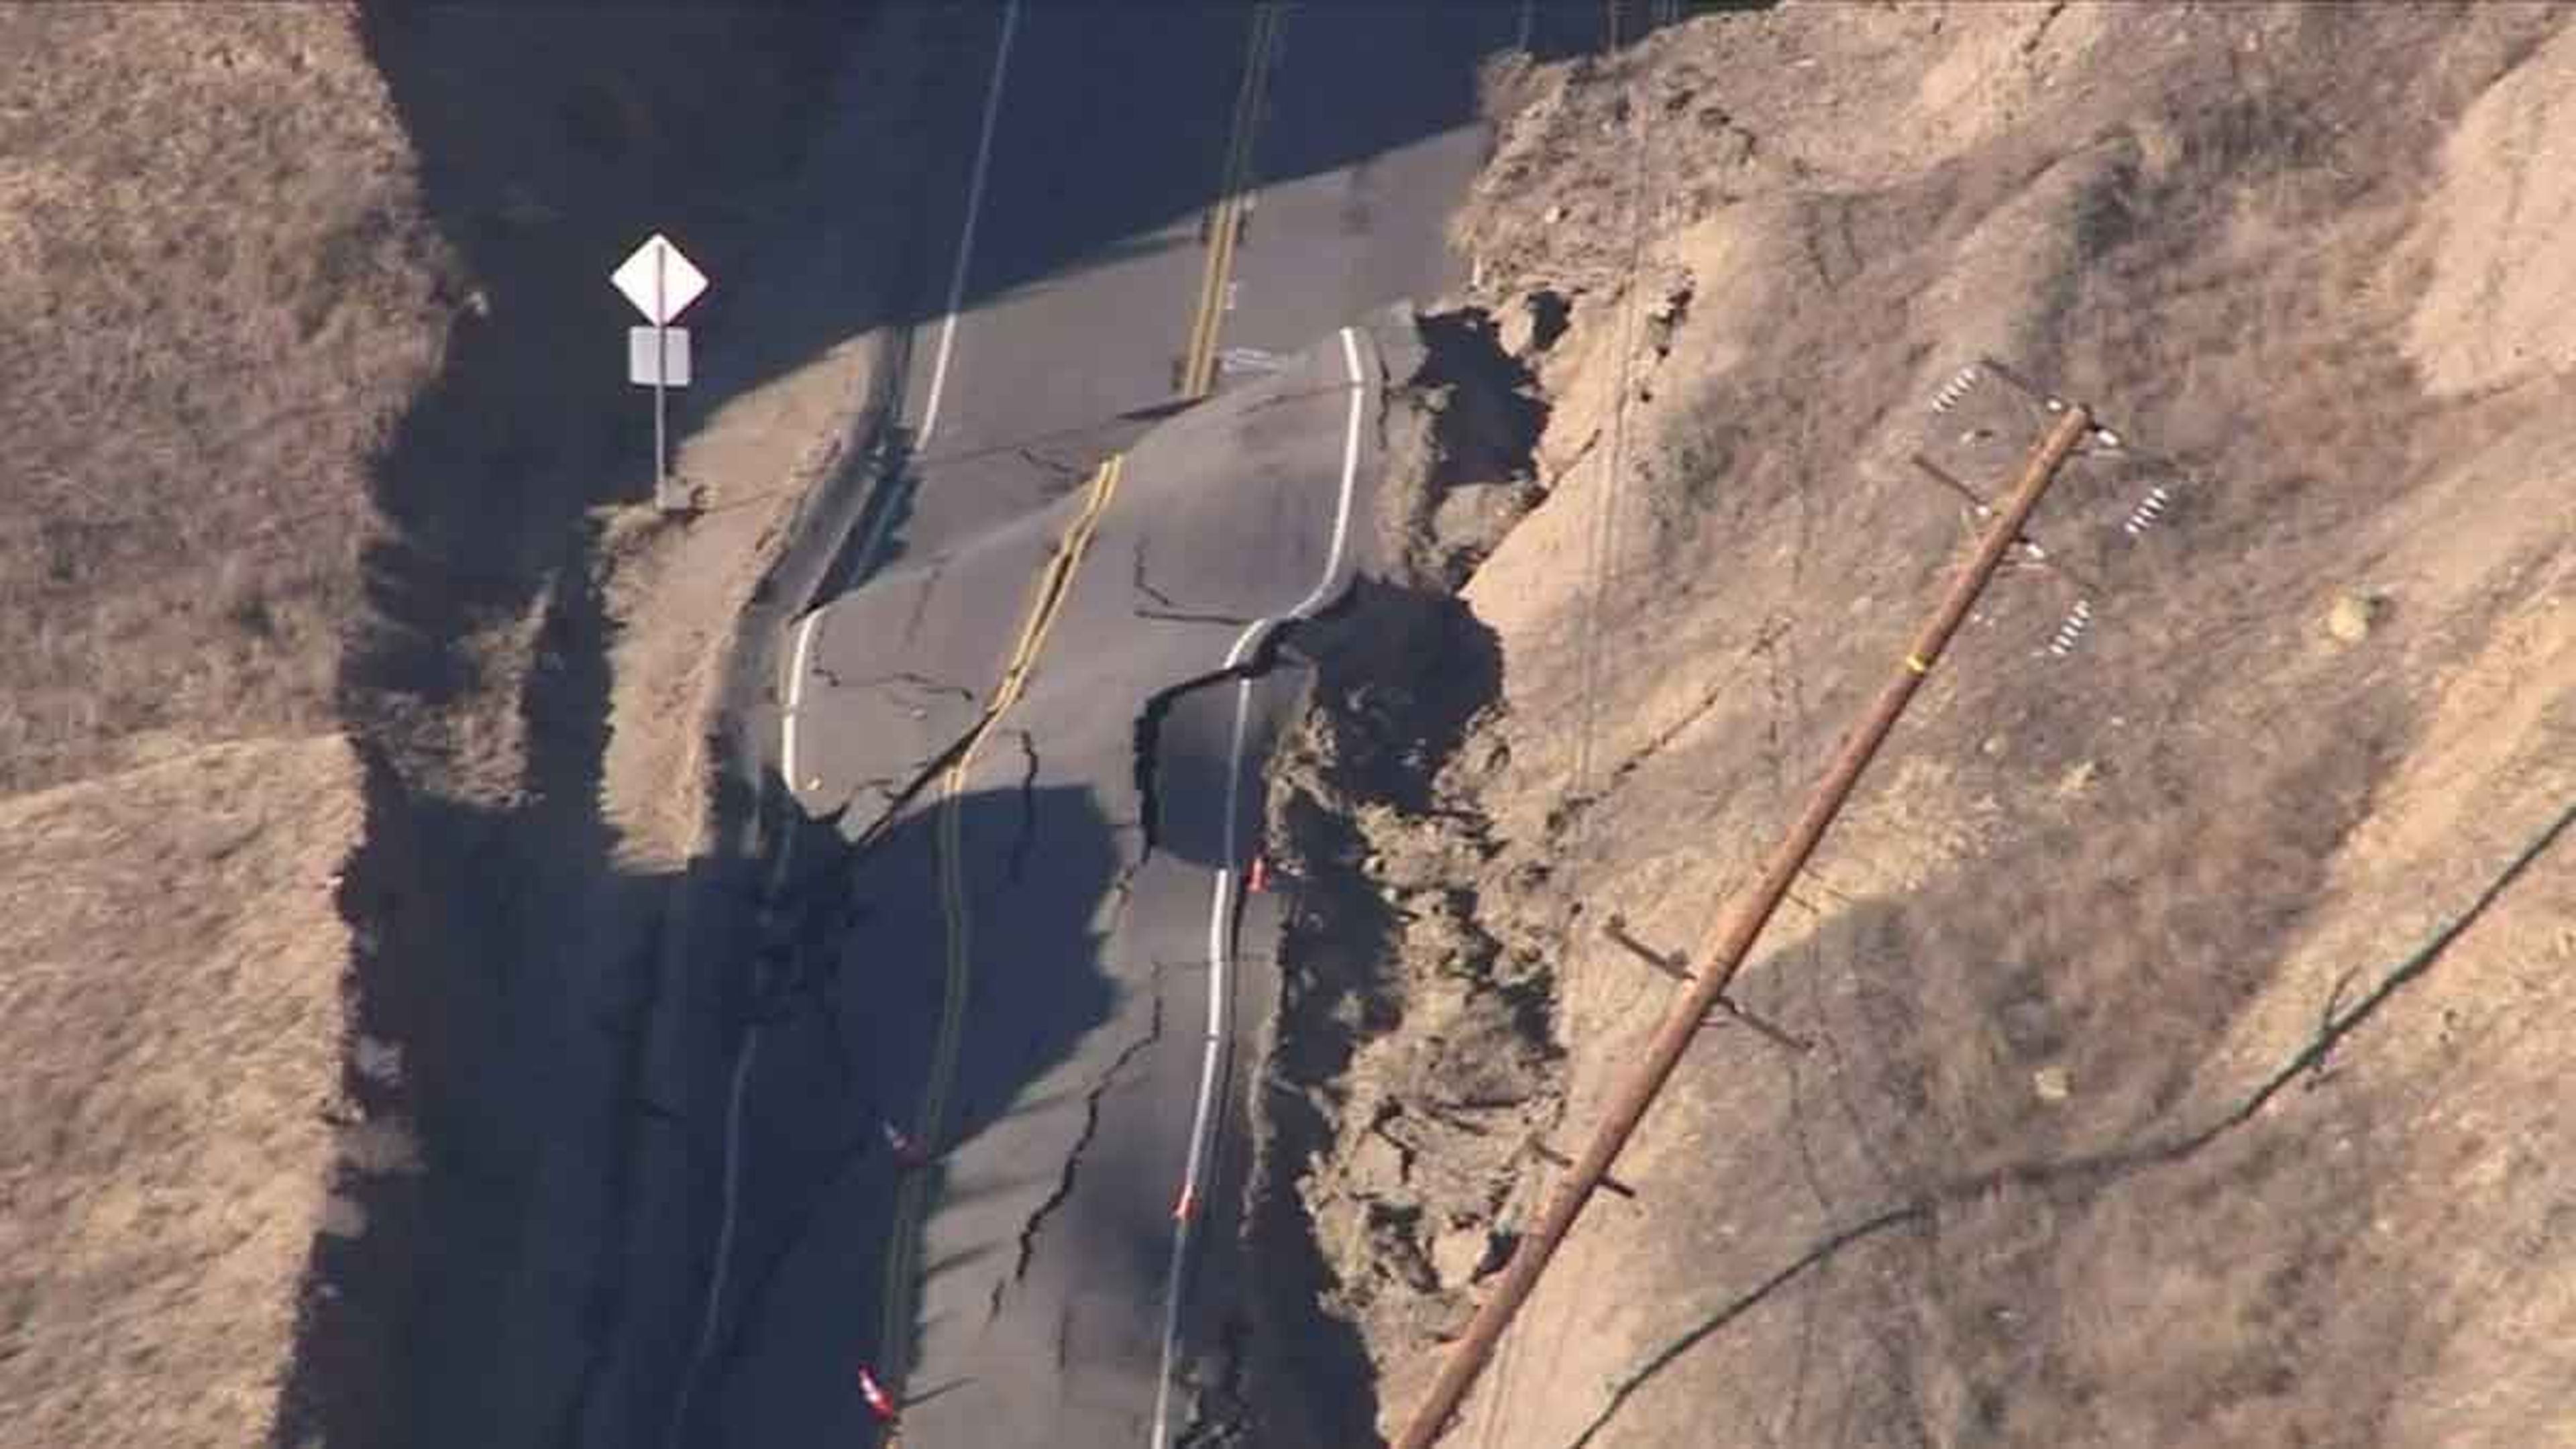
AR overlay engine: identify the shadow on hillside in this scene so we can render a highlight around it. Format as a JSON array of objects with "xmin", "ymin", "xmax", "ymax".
[{"xmin": 299, "ymin": 7, "xmax": 875, "ymax": 1448}]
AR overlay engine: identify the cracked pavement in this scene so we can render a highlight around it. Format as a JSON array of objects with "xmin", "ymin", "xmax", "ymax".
[
  {"xmin": 1002, "ymin": 981, "xmax": 1166, "ymax": 1311},
  {"xmin": 661, "ymin": 3, "xmax": 1509, "ymax": 1440},
  {"xmin": 709, "ymin": 327, "xmax": 1398, "ymax": 1449}
]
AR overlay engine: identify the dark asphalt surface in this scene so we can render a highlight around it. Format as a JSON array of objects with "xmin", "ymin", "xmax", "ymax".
[
  {"xmin": 749, "ymin": 335, "xmax": 1393, "ymax": 1449},
  {"xmin": 678, "ymin": 7, "xmax": 1517, "ymax": 1446}
]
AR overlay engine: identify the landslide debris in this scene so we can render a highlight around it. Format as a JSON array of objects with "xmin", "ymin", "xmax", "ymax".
[{"xmin": 1248, "ymin": 306, "xmax": 1560, "ymax": 1446}]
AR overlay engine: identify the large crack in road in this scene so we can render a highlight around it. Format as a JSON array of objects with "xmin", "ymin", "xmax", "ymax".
[
  {"xmin": 1004, "ymin": 729, "xmax": 1042, "ymax": 885},
  {"xmin": 995, "ymin": 981, "xmax": 1168, "ymax": 1320}
]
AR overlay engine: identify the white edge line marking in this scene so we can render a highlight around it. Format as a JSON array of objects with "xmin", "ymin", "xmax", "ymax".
[
  {"xmin": 916, "ymin": 0, "xmax": 1021, "ymax": 445},
  {"xmin": 778, "ymin": 406, "xmax": 928, "ymax": 804},
  {"xmin": 665, "ymin": 1024, "xmax": 762, "ymax": 1449},
  {"xmin": 788, "ymin": 0, "xmax": 1019, "ymax": 798},
  {"xmin": 781, "ymin": 608, "xmax": 822, "ymax": 792},
  {"xmin": 1150, "ymin": 325, "xmax": 1369, "ymax": 1449},
  {"xmin": 684, "ymin": 13, "xmax": 1016, "ymax": 1439}
]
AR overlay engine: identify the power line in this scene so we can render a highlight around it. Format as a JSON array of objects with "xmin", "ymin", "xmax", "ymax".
[
  {"xmin": 1396, "ymin": 407, "xmax": 2098, "ymax": 1449},
  {"xmin": 1476, "ymin": 25, "xmax": 1665, "ymax": 1449}
]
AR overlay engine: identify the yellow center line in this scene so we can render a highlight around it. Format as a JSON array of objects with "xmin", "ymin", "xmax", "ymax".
[
  {"xmin": 875, "ymin": 454, "xmax": 1126, "ymax": 1392},
  {"xmin": 1179, "ymin": 3, "xmax": 1283, "ymax": 399},
  {"xmin": 873, "ymin": 5, "xmax": 1285, "ymax": 1409}
]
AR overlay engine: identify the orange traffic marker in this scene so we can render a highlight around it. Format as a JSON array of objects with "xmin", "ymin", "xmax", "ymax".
[
  {"xmin": 881, "ymin": 1120, "xmax": 929, "ymax": 1169},
  {"xmin": 1246, "ymin": 855, "xmax": 1270, "ymax": 894},
  {"xmin": 857, "ymin": 1364, "xmax": 898, "ymax": 1422}
]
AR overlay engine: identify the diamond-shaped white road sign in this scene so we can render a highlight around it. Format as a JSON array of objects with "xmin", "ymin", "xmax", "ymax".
[{"xmin": 610, "ymin": 233, "xmax": 709, "ymax": 325}]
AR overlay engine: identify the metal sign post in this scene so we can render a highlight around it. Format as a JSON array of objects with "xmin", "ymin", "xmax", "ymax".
[
  {"xmin": 653, "ymin": 243, "xmax": 667, "ymax": 508},
  {"xmin": 611, "ymin": 233, "xmax": 711, "ymax": 513}
]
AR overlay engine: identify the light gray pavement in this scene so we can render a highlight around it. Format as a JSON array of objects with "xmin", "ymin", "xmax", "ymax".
[{"xmin": 739, "ymin": 332, "xmax": 1387, "ymax": 1449}]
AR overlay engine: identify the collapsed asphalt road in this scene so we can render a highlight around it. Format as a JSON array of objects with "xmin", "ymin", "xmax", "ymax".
[
  {"xmin": 735, "ymin": 320, "xmax": 1411, "ymax": 1448},
  {"xmin": 632, "ymin": 4, "xmax": 1521, "ymax": 1445}
]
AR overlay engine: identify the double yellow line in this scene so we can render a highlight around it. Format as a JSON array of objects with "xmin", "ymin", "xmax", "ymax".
[
  {"xmin": 873, "ymin": 8, "xmax": 1281, "ymax": 1423},
  {"xmin": 1178, "ymin": 3, "xmax": 1283, "ymax": 399},
  {"xmin": 876, "ymin": 454, "xmax": 1126, "ymax": 1391}
]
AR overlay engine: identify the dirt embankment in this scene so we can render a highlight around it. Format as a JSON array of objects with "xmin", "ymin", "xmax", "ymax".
[
  {"xmin": 0, "ymin": 5, "xmax": 906, "ymax": 1446},
  {"xmin": 1260, "ymin": 5, "xmax": 2576, "ymax": 1447},
  {"xmin": 1248, "ymin": 308, "xmax": 1555, "ymax": 1446},
  {"xmin": 297, "ymin": 9, "xmax": 896, "ymax": 1449}
]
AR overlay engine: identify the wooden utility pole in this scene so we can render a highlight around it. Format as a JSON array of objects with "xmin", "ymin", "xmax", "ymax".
[{"xmin": 1389, "ymin": 403, "xmax": 2096, "ymax": 1449}]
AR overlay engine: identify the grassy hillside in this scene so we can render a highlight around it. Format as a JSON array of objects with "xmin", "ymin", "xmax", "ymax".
[
  {"xmin": 0, "ymin": 5, "xmax": 452, "ymax": 794},
  {"xmin": 0, "ymin": 737, "xmax": 364, "ymax": 1449}
]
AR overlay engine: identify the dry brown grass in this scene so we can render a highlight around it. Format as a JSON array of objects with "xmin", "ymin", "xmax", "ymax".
[
  {"xmin": 0, "ymin": 736, "xmax": 365, "ymax": 1449},
  {"xmin": 0, "ymin": 3, "xmax": 453, "ymax": 793},
  {"xmin": 0, "ymin": 7, "xmax": 445, "ymax": 1442}
]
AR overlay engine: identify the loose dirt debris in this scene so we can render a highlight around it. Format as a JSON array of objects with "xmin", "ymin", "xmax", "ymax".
[
  {"xmin": 1251, "ymin": 5, "xmax": 2576, "ymax": 1448},
  {"xmin": 1249, "ymin": 307, "xmax": 1556, "ymax": 1448}
]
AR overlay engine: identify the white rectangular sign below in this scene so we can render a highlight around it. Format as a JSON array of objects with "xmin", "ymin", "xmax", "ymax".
[
  {"xmin": 611, "ymin": 233, "xmax": 710, "ymax": 325},
  {"xmin": 629, "ymin": 327, "xmax": 691, "ymax": 387}
]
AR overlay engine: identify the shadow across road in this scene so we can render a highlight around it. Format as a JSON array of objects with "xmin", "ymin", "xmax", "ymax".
[{"xmin": 684, "ymin": 780, "xmax": 1133, "ymax": 1449}]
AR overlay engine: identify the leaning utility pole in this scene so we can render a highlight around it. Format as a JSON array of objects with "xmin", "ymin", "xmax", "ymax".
[{"xmin": 1389, "ymin": 402, "xmax": 2097, "ymax": 1449}]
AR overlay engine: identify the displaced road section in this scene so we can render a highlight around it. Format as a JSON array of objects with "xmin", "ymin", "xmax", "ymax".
[{"xmin": 759, "ymin": 324, "xmax": 1393, "ymax": 1448}]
